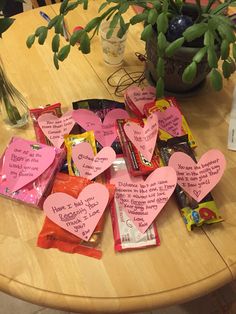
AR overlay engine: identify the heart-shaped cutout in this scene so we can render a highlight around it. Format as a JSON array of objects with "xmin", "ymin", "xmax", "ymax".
[
  {"xmin": 72, "ymin": 142, "xmax": 116, "ymax": 180},
  {"xmin": 125, "ymin": 86, "xmax": 156, "ymax": 116},
  {"xmin": 72, "ymin": 108, "xmax": 129, "ymax": 147},
  {"xmin": 124, "ymin": 113, "xmax": 158, "ymax": 162},
  {"xmin": 1, "ymin": 138, "xmax": 56, "ymax": 192},
  {"xmin": 43, "ymin": 183, "xmax": 109, "ymax": 241},
  {"xmin": 38, "ymin": 111, "xmax": 75, "ymax": 148},
  {"xmin": 168, "ymin": 149, "xmax": 226, "ymax": 202},
  {"xmin": 157, "ymin": 106, "xmax": 183, "ymax": 137},
  {"xmin": 110, "ymin": 166, "xmax": 177, "ymax": 233}
]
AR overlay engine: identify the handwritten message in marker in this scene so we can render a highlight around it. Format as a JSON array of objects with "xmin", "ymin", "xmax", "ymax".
[
  {"xmin": 168, "ymin": 149, "xmax": 226, "ymax": 202},
  {"xmin": 43, "ymin": 183, "xmax": 109, "ymax": 241},
  {"xmin": 157, "ymin": 106, "xmax": 183, "ymax": 137},
  {"xmin": 110, "ymin": 167, "xmax": 177, "ymax": 233},
  {"xmin": 38, "ymin": 111, "xmax": 75, "ymax": 148},
  {"xmin": 124, "ymin": 113, "xmax": 158, "ymax": 162},
  {"xmin": 72, "ymin": 142, "xmax": 116, "ymax": 180},
  {"xmin": 2, "ymin": 138, "xmax": 56, "ymax": 192},
  {"xmin": 73, "ymin": 108, "xmax": 129, "ymax": 147}
]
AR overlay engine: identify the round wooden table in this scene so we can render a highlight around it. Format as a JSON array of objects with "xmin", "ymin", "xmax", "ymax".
[{"xmin": 0, "ymin": 3, "xmax": 235, "ymax": 313}]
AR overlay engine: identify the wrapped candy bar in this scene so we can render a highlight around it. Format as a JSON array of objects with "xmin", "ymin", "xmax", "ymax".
[
  {"xmin": 109, "ymin": 158, "xmax": 160, "ymax": 251},
  {"xmin": 158, "ymin": 135, "xmax": 223, "ymax": 230},
  {"xmin": 0, "ymin": 137, "xmax": 65, "ymax": 208},
  {"xmin": 30, "ymin": 103, "xmax": 62, "ymax": 145},
  {"xmin": 116, "ymin": 118, "xmax": 161, "ymax": 176},
  {"xmin": 37, "ymin": 172, "xmax": 115, "ymax": 258}
]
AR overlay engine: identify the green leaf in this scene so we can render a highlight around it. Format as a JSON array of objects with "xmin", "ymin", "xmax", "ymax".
[
  {"xmin": 26, "ymin": 34, "xmax": 35, "ymax": 48},
  {"xmin": 54, "ymin": 15, "xmax": 64, "ymax": 34},
  {"xmin": 182, "ymin": 62, "xmax": 197, "ymax": 83},
  {"xmin": 193, "ymin": 47, "xmax": 207, "ymax": 63},
  {"xmin": 147, "ymin": 9, "xmax": 158, "ymax": 25},
  {"xmin": 83, "ymin": 0, "xmax": 88, "ymax": 10},
  {"xmin": 60, "ymin": 0, "xmax": 69, "ymax": 14},
  {"xmin": 204, "ymin": 30, "xmax": 214, "ymax": 47},
  {"xmin": 130, "ymin": 13, "xmax": 147, "ymax": 25},
  {"xmin": 84, "ymin": 17, "xmax": 100, "ymax": 32},
  {"xmin": 38, "ymin": 27, "xmax": 48, "ymax": 45},
  {"xmin": 119, "ymin": 2, "xmax": 129, "ymax": 14},
  {"xmin": 156, "ymin": 77, "xmax": 164, "ymax": 98},
  {"xmin": 79, "ymin": 32, "xmax": 90, "ymax": 54},
  {"xmin": 65, "ymin": 2, "xmax": 79, "ymax": 13},
  {"xmin": 99, "ymin": 2, "xmax": 108, "ymax": 12},
  {"xmin": 157, "ymin": 57, "xmax": 164, "ymax": 77},
  {"xmin": 53, "ymin": 53, "xmax": 59, "ymax": 70},
  {"xmin": 207, "ymin": 47, "xmax": 218, "ymax": 68},
  {"xmin": 52, "ymin": 34, "xmax": 60, "ymax": 52},
  {"xmin": 57, "ymin": 44, "xmax": 71, "ymax": 61},
  {"xmin": 48, "ymin": 16, "xmax": 59, "ymax": 29},
  {"xmin": 141, "ymin": 24, "xmax": 153, "ymax": 42},
  {"xmin": 156, "ymin": 12, "xmax": 168, "ymax": 34},
  {"xmin": 165, "ymin": 37, "xmax": 184, "ymax": 57},
  {"xmin": 109, "ymin": 13, "xmax": 120, "ymax": 29},
  {"xmin": 221, "ymin": 39, "xmax": 230, "ymax": 60},
  {"xmin": 183, "ymin": 23, "xmax": 208, "ymax": 42},
  {"xmin": 158, "ymin": 32, "xmax": 167, "ymax": 52},
  {"xmin": 210, "ymin": 68, "xmax": 223, "ymax": 91},
  {"xmin": 35, "ymin": 26, "xmax": 46, "ymax": 37},
  {"xmin": 69, "ymin": 29, "xmax": 83, "ymax": 46},
  {"xmin": 222, "ymin": 60, "xmax": 232, "ymax": 78},
  {"xmin": 0, "ymin": 17, "xmax": 15, "ymax": 36},
  {"xmin": 217, "ymin": 24, "xmax": 235, "ymax": 43}
]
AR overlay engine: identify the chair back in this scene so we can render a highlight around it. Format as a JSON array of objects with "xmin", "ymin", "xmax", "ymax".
[{"xmin": 31, "ymin": 0, "xmax": 61, "ymax": 8}]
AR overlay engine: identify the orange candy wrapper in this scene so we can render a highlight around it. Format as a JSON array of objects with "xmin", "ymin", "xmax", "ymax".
[{"xmin": 37, "ymin": 172, "xmax": 115, "ymax": 258}]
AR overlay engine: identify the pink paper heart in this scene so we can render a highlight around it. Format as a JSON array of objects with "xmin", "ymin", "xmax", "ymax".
[
  {"xmin": 38, "ymin": 111, "xmax": 75, "ymax": 148},
  {"xmin": 125, "ymin": 86, "xmax": 156, "ymax": 116},
  {"xmin": 72, "ymin": 108, "xmax": 129, "ymax": 147},
  {"xmin": 2, "ymin": 138, "xmax": 56, "ymax": 192},
  {"xmin": 72, "ymin": 142, "xmax": 116, "ymax": 180},
  {"xmin": 43, "ymin": 183, "xmax": 109, "ymax": 241},
  {"xmin": 168, "ymin": 149, "xmax": 226, "ymax": 202},
  {"xmin": 110, "ymin": 166, "xmax": 177, "ymax": 233},
  {"xmin": 124, "ymin": 113, "xmax": 158, "ymax": 162},
  {"xmin": 157, "ymin": 106, "xmax": 183, "ymax": 137}
]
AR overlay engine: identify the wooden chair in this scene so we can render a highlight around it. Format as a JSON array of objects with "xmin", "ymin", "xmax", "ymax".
[{"xmin": 30, "ymin": 0, "xmax": 61, "ymax": 8}]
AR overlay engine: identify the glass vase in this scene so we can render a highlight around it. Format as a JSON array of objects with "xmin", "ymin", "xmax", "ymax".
[{"xmin": 0, "ymin": 59, "xmax": 29, "ymax": 128}]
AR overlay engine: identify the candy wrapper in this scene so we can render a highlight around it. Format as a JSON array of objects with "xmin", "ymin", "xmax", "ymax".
[
  {"xmin": 109, "ymin": 158, "xmax": 160, "ymax": 251},
  {"xmin": 144, "ymin": 97, "xmax": 196, "ymax": 148},
  {"xmin": 37, "ymin": 172, "xmax": 115, "ymax": 258},
  {"xmin": 72, "ymin": 99, "xmax": 126, "ymax": 154},
  {"xmin": 158, "ymin": 135, "xmax": 223, "ymax": 230},
  {"xmin": 0, "ymin": 137, "xmax": 65, "ymax": 208},
  {"xmin": 30, "ymin": 103, "xmax": 62, "ymax": 145},
  {"xmin": 116, "ymin": 118, "xmax": 161, "ymax": 176}
]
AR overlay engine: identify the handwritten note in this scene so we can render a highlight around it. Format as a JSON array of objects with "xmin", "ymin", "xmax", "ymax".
[
  {"xmin": 157, "ymin": 106, "xmax": 183, "ymax": 137},
  {"xmin": 43, "ymin": 183, "xmax": 109, "ymax": 241},
  {"xmin": 2, "ymin": 138, "xmax": 56, "ymax": 192},
  {"xmin": 72, "ymin": 142, "xmax": 116, "ymax": 180},
  {"xmin": 125, "ymin": 86, "xmax": 156, "ymax": 116},
  {"xmin": 38, "ymin": 111, "xmax": 75, "ymax": 148},
  {"xmin": 168, "ymin": 149, "xmax": 226, "ymax": 202},
  {"xmin": 110, "ymin": 167, "xmax": 177, "ymax": 233},
  {"xmin": 72, "ymin": 108, "xmax": 129, "ymax": 147},
  {"xmin": 124, "ymin": 113, "xmax": 158, "ymax": 162}
]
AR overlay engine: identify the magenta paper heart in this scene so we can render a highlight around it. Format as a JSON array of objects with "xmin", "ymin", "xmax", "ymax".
[
  {"xmin": 125, "ymin": 86, "xmax": 156, "ymax": 116},
  {"xmin": 38, "ymin": 111, "xmax": 75, "ymax": 148},
  {"xmin": 2, "ymin": 138, "xmax": 56, "ymax": 192},
  {"xmin": 72, "ymin": 142, "xmax": 116, "ymax": 180},
  {"xmin": 157, "ymin": 106, "xmax": 183, "ymax": 137},
  {"xmin": 72, "ymin": 108, "xmax": 129, "ymax": 147},
  {"xmin": 168, "ymin": 149, "xmax": 226, "ymax": 202},
  {"xmin": 110, "ymin": 166, "xmax": 177, "ymax": 233},
  {"xmin": 43, "ymin": 183, "xmax": 109, "ymax": 241},
  {"xmin": 124, "ymin": 113, "xmax": 158, "ymax": 162}
]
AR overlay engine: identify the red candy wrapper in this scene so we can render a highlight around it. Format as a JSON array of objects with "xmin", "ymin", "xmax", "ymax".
[
  {"xmin": 116, "ymin": 118, "xmax": 161, "ymax": 176},
  {"xmin": 30, "ymin": 103, "xmax": 62, "ymax": 145},
  {"xmin": 109, "ymin": 158, "xmax": 160, "ymax": 251},
  {"xmin": 37, "ymin": 172, "xmax": 115, "ymax": 258}
]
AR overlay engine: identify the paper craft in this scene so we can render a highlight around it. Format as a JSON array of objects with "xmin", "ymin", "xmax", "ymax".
[
  {"xmin": 157, "ymin": 106, "xmax": 183, "ymax": 137},
  {"xmin": 124, "ymin": 113, "xmax": 158, "ymax": 162},
  {"xmin": 43, "ymin": 183, "xmax": 109, "ymax": 241},
  {"xmin": 168, "ymin": 149, "xmax": 226, "ymax": 202},
  {"xmin": 72, "ymin": 108, "xmax": 129, "ymax": 147},
  {"xmin": 110, "ymin": 166, "xmax": 177, "ymax": 233},
  {"xmin": 125, "ymin": 86, "xmax": 156, "ymax": 116},
  {"xmin": 1, "ymin": 138, "xmax": 56, "ymax": 192},
  {"xmin": 38, "ymin": 111, "xmax": 75, "ymax": 148},
  {"xmin": 72, "ymin": 142, "xmax": 116, "ymax": 180}
]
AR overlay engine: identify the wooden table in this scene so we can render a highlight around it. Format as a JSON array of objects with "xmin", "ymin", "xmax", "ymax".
[{"xmin": 0, "ymin": 3, "xmax": 235, "ymax": 313}]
